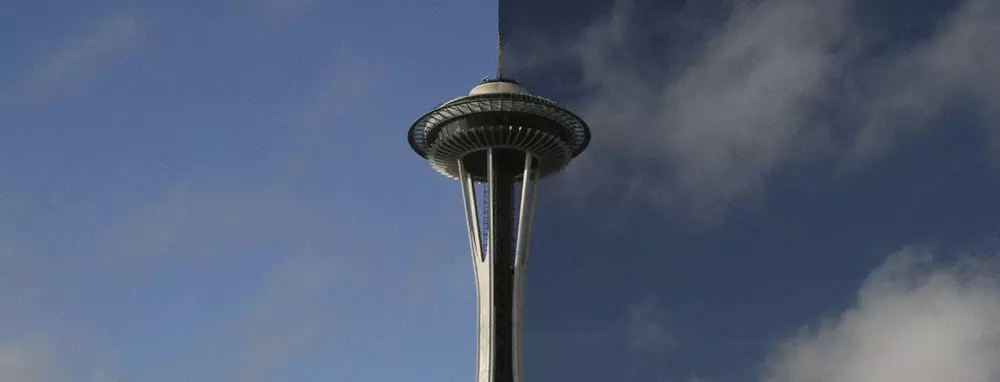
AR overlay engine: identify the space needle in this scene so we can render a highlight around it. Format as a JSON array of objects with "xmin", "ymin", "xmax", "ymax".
[{"xmin": 407, "ymin": 34, "xmax": 591, "ymax": 382}]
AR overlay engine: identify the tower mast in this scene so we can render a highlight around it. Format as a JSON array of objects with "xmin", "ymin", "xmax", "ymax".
[{"xmin": 497, "ymin": 31, "xmax": 503, "ymax": 79}]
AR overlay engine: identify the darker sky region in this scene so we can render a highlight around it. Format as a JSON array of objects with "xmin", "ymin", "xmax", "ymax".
[
  {"xmin": 501, "ymin": 0, "xmax": 734, "ymax": 104},
  {"xmin": 502, "ymin": 0, "xmax": 1000, "ymax": 381}
]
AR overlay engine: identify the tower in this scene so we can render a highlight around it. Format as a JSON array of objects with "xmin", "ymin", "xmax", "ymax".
[{"xmin": 407, "ymin": 38, "xmax": 590, "ymax": 382}]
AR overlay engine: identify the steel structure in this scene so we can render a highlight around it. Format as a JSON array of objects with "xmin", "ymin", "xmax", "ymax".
[{"xmin": 407, "ymin": 75, "xmax": 590, "ymax": 382}]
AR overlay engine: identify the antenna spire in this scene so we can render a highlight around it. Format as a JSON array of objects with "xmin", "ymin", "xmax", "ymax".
[{"xmin": 497, "ymin": 31, "xmax": 503, "ymax": 79}]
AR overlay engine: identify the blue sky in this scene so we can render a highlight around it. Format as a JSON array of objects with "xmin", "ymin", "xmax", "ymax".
[
  {"xmin": 3, "ymin": 0, "xmax": 1000, "ymax": 382},
  {"xmin": 2, "ymin": 1, "xmax": 494, "ymax": 380},
  {"xmin": 505, "ymin": 0, "xmax": 1000, "ymax": 381}
]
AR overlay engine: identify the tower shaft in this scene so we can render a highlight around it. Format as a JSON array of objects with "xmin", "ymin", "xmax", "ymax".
[
  {"xmin": 408, "ymin": 77, "xmax": 588, "ymax": 382},
  {"xmin": 459, "ymin": 148, "xmax": 538, "ymax": 382}
]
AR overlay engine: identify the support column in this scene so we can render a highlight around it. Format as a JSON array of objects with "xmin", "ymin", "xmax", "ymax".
[
  {"xmin": 488, "ymin": 149, "xmax": 514, "ymax": 382},
  {"xmin": 461, "ymin": 149, "xmax": 538, "ymax": 382}
]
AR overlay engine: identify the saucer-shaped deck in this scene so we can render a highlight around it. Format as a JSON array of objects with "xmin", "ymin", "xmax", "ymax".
[{"xmin": 408, "ymin": 80, "xmax": 590, "ymax": 182}]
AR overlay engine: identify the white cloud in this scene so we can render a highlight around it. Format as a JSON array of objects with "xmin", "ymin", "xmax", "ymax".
[
  {"xmin": 514, "ymin": 0, "xmax": 853, "ymax": 213},
  {"xmin": 623, "ymin": 300, "xmax": 677, "ymax": 381},
  {"xmin": 846, "ymin": 0, "xmax": 1000, "ymax": 164},
  {"xmin": 247, "ymin": 0, "xmax": 318, "ymax": 18},
  {"xmin": 627, "ymin": 301, "xmax": 674, "ymax": 354},
  {"xmin": 10, "ymin": 12, "xmax": 141, "ymax": 100},
  {"xmin": 100, "ymin": 179, "xmax": 303, "ymax": 271},
  {"xmin": 511, "ymin": 0, "xmax": 1000, "ymax": 214},
  {"xmin": 2, "ymin": 235, "xmax": 119, "ymax": 382},
  {"xmin": 228, "ymin": 254, "xmax": 338, "ymax": 381},
  {"xmin": 0, "ymin": 334, "xmax": 119, "ymax": 382},
  {"xmin": 652, "ymin": 0, "xmax": 849, "ymax": 206},
  {"xmin": 293, "ymin": 42, "xmax": 374, "ymax": 135},
  {"xmin": 762, "ymin": 248, "xmax": 1000, "ymax": 382},
  {"xmin": 0, "ymin": 339, "xmax": 51, "ymax": 382}
]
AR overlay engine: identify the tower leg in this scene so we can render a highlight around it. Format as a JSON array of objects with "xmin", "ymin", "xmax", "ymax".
[
  {"xmin": 461, "ymin": 148, "xmax": 537, "ymax": 382},
  {"xmin": 512, "ymin": 153, "xmax": 538, "ymax": 382}
]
